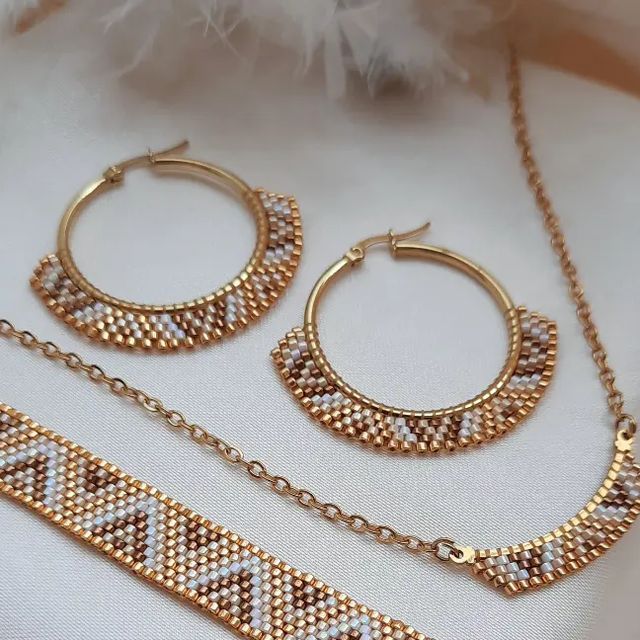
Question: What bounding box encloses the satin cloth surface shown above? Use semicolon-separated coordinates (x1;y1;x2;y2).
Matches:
1;11;639;640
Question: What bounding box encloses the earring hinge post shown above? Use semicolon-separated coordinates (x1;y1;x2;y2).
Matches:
103;140;190;183
347;221;430;263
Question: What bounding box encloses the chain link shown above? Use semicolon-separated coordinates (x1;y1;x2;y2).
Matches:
508;46;636;439
0;50;635;564
0;318;443;558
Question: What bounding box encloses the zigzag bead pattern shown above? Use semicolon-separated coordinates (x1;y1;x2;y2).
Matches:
471;442;640;594
31;190;302;351
272;309;556;453
0;405;430;640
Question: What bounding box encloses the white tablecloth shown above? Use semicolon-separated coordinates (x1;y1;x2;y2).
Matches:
1;11;639;640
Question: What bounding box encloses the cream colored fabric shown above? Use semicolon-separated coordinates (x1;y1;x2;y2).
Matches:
1;11;639;640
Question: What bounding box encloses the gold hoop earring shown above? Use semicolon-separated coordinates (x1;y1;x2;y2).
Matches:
31;141;303;351
272;223;557;453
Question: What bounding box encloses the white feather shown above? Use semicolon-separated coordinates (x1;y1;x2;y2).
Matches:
1;0;640;94
0;0;39;32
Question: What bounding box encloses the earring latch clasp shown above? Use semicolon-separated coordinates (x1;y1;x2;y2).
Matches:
346;221;430;263
103;140;190;183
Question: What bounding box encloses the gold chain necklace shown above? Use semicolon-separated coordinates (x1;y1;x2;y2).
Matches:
0;48;637;595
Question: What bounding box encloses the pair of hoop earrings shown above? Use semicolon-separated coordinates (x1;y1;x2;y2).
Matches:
31;142;557;454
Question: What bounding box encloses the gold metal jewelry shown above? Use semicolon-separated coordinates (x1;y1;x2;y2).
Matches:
1;313;637;598
271;223;557;453
467;427;639;594
30;141;303;351
0;405;430;640
2;47;637;603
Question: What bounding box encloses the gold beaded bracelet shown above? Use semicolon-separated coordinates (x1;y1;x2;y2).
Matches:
0;404;430;640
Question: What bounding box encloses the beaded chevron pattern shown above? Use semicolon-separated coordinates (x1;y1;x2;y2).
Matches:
272;309;556;453
31;190;302;351
0;405;429;640
471;441;640;594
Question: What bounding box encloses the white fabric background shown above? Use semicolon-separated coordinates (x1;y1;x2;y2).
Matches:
1;11;639;640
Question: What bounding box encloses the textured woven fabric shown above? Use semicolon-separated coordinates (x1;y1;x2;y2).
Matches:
1;11;639;640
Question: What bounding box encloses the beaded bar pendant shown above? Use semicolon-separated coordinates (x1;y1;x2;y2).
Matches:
0;404;429;640
467;432;640;594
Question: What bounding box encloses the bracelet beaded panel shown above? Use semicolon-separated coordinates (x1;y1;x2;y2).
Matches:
0;404;430;640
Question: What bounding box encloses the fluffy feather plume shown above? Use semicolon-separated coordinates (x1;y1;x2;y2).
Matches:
2;0;640;95
0;0;39;31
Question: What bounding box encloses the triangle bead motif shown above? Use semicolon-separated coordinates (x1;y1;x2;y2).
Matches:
272;308;556;452
30;190;302;351
0;406;430;640
472;448;640;594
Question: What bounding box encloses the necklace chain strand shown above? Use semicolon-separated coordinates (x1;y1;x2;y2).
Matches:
508;46;636;439
0;49;635;566
0;320;454;560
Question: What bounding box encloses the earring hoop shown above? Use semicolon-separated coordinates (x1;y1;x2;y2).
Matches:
272;223;556;453
31;141;303;350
